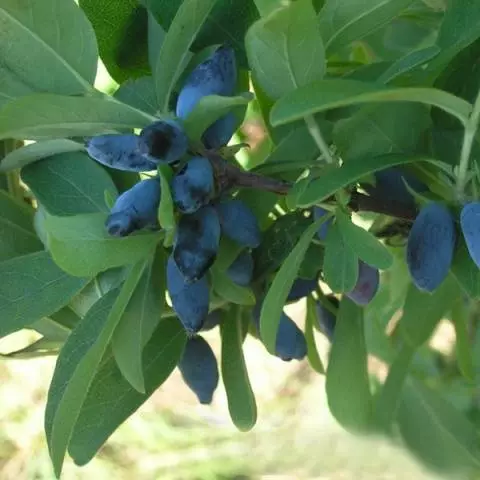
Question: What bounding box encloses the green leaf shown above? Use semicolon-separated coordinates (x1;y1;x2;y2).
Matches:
451;242;480;299
318;0;415;55
145;0;258;68
336;211;393;270
270;79;472;127
253;0;283;16
0;251;89;338
373;343;415;433
68;316;186;465
45;261;145;477
334;103;431;163
112;249;166;393
45;213;161;277
157;165;176;232
22;152;118;216
148;11;166;72
293;153;435;208
323;222;358;293
451;298;475;382
260;216;329;353
0;190;43;262
211;268;256;306
398;380;480;474
378;45;441;84
154;0;218;112
0;0;97;94
221;306;257;431
245;0;325;100
326;298;372;432
398;277;458;348
305;296;325;374
2;337;64;359
0;94;155;141
183;94;252;143
0;140;84;172
114;76;158;115
0;65;33;110
79;1;149;83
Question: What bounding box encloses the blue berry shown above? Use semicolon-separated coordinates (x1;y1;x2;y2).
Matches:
315;296;338;341
178;336;219;405
167;256;209;333
105;178;160;237
226;251;254;286
201;310;222;331
176;45;237;149
406;203;456;292
287;277;318;302
346;261;379;305
138;119;188;164
173;206;221;282
314;206;333;241
171;157;214;214
86;134;157;172
460;202;480;268
252;303;307;361
216;199;261;248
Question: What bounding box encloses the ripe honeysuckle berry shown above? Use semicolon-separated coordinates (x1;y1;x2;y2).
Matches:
406;202;456;292
138;119;188;164
287;277;319;302
86;134;158;172
314;206;333;241
173;206;221;283
226;250;254;286
315;296;338;341
167;256;209;334
171;157;214;214
178;336;219;405
215;199;261;248
105;177;160;237
201;310;222;331
176;45;237;149
460;202;480;268
346;261;379;306
252;302;307;362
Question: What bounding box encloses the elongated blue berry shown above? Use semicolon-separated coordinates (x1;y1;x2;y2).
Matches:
138;119;188;164
171;157;214;213
86;134;157;172
346;261;379;305
315;296;338;341
173;206;221;282
287;277;318;302
201;310;222;331
216;199;261;248
105;178;160;237
178;336;219;404
406;203;456;292
460;202;480;268
252;303;307;361
314;206;333;241
176;45;237;149
226;251;254;286
167;256;209;333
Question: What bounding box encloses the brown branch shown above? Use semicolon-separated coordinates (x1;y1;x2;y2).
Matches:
348;191;417;221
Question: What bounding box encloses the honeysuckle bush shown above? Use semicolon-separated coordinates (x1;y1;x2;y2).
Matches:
2;0;480;477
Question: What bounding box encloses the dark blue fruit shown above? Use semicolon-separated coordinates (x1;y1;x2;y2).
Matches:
364;167;427;207
252;303;307;361
176;45;237;149
105;177;160;237
287;277;318;302
137;119;188;164
201;310;222;331
167;256;209;333
346;261;379;305
315;296;338;341
460;202;480;268
171;157;214;214
216;199;261;248
314;206;333;241
86;134;157;172
178;336;219;405
406;202;456;292
173;206;221;282
226;251;254;286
